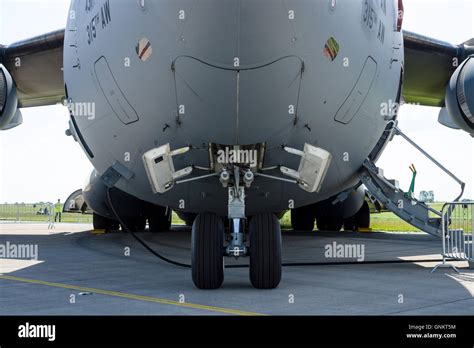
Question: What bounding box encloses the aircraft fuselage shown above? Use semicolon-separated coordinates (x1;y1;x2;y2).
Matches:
64;0;404;216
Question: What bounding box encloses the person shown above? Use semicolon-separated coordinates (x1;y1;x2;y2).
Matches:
54;199;62;222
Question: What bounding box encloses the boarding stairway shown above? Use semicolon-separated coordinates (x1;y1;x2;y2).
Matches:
360;159;443;237
359;124;465;238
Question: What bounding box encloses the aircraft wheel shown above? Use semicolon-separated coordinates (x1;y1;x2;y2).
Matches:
191;213;225;289
93;213;118;231
149;207;172;232
355;201;370;228
317;216;343;232
120;216;146;232
343;201;370;231
249;213;282;289
135;216;147;231
343;216;357;231
326;218;343;231
109;221;120;231
291;206;315;231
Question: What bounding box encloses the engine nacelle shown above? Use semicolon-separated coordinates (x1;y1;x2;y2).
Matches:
445;56;474;136
0;64;22;130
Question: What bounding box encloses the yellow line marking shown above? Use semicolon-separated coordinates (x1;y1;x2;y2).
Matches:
0;275;265;316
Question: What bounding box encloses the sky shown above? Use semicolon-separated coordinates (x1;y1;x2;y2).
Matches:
377;0;474;202
0;0;473;203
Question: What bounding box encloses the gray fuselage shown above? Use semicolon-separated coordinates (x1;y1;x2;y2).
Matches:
64;0;404;216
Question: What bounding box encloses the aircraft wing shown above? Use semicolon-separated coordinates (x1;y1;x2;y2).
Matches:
1;29;472;115
0;29;65;108
402;30;474;107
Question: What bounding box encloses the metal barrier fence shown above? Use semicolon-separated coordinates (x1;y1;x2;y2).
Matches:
432;202;473;272
0;204;92;224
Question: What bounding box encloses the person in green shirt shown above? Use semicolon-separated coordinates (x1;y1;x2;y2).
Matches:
54;199;62;223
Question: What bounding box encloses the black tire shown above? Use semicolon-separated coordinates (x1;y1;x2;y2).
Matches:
249;213;282;289
355;201;370;228
109;221;120;231
135;216;147;231
191;213;225;289
326;218;343;232
343;216;357;231
149;208;172;232
93;213;117;230
120;216;146;232
343;201;370;231
291;206;315;231
317;216;343;232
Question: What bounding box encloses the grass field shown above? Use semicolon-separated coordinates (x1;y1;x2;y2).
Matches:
278;203;467;232
1;202;471;233
281;213;424;232
0;204;93;224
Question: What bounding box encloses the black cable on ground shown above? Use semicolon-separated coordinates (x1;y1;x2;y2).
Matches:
242;259;450;268
106;187;191;268
107;187;449;269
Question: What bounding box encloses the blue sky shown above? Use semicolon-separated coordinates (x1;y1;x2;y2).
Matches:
0;0;473;203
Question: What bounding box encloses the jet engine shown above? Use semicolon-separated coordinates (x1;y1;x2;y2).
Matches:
444;56;474;136
0;64;22;130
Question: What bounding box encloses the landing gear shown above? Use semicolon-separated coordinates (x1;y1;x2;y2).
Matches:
135;216;147;231
93;213;119;231
291;205;315;231
343;216;356;232
148;207;172;232
344;201;370;231
121;216;146;232
316;216;343;232
190;167;283;289
249;214;282;289
191;213;225;289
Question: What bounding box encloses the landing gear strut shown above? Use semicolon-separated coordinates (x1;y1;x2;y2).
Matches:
145;142;331;289
190;167;283;289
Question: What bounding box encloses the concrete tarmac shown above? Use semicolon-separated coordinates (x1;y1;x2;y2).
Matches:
0;223;473;315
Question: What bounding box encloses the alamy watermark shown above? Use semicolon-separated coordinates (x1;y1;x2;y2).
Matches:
0;242;38;260
63;99;96;120
217;147;258;167
380;99;421;119
18;322;55;342
324;241;365;262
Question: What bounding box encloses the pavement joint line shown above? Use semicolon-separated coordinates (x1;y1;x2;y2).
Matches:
0;275;265;316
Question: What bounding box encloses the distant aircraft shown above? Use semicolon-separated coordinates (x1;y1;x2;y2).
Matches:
1;0;472;289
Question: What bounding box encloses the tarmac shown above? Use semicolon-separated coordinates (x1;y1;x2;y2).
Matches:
0;223;473;315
